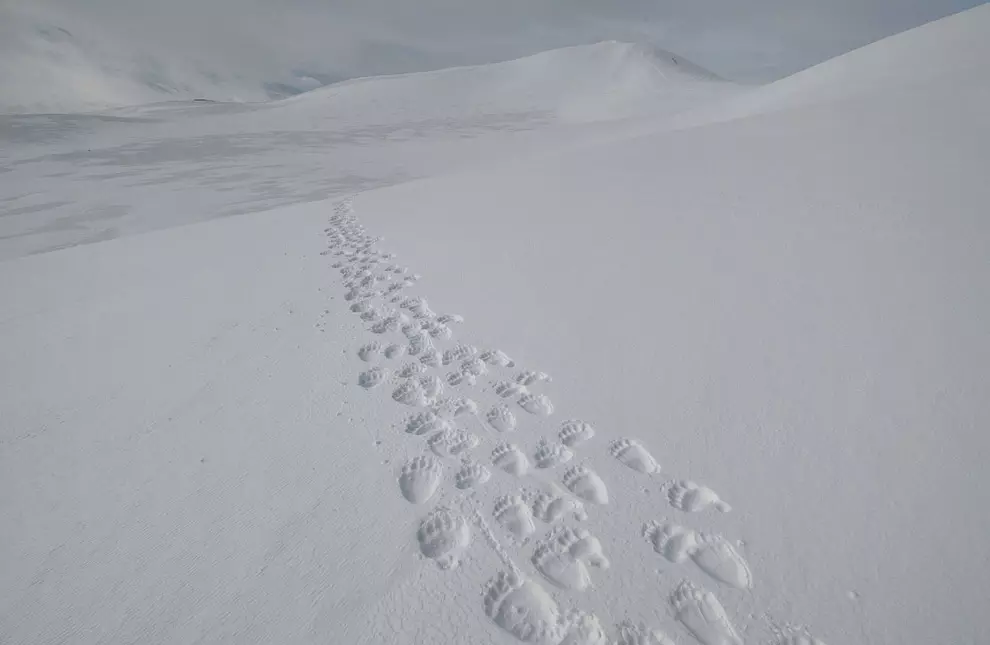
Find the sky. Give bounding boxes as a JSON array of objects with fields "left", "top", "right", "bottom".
[{"left": 1, "top": 0, "right": 985, "bottom": 90}]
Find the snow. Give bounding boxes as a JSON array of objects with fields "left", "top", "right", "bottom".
[
  {"left": 2, "top": 5, "right": 989, "bottom": 645},
  {"left": 0, "top": 41, "right": 738, "bottom": 261}
]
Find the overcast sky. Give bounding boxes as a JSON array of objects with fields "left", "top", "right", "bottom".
[{"left": 8, "top": 0, "right": 986, "bottom": 82}]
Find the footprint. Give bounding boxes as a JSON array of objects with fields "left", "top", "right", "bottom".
[
  {"left": 609, "top": 439, "right": 659, "bottom": 474},
  {"left": 493, "top": 494, "right": 537, "bottom": 540},
  {"left": 461, "top": 357, "right": 489, "bottom": 376},
  {"left": 429, "top": 324, "right": 453, "bottom": 340},
  {"left": 614, "top": 621, "right": 676, "bottom": 645},
  {"left": 534, "top": 438, "right": 574, "bottom": 469},
  {"left": 670, "top": 579, "right": 742, "bottom": 645},
  {"left": 480, "top": 349, "right": 515, "bottom": 367},
  {"left": 419, "top": 349, "right": 442, "bottom": 368},
  {"left": 428, "top": 428, "right": 480, "bottom": 458},
  {"left": 519, "top": 393, "right": 554, "bottom": 416},
  {"left": 433, "top": 396, "right": 479, "bottom": 419},
  {"left": 483, "top": 570, "right": 562, "bottom": 644},
  {"left": 418, "top": 374, "right": 444, "bottom": 400},
  {"left": 401, "top": 322, "right": 423, "bottom": 338},
  {"left": 358, "top": 367, "right": 389, "bottom": 389},
  {"left": 399, "top": 296, "right": 427, "bottom": 311},
  {"left": 495, "top": 380, "right": 528, "bottom": 399},
  {"left": 559, "top": 610, "right": 607, "bottom": 645},
  {"left": 455, "top": 459, "right": 491, "bottom": 490},
  {"left": 358, "top": 342, "right": 384, "bottom": 362},
  {"left": 643, "top": 520, "right": 699, "bottom": 563},
  {"left": 360, "top": 307, "right": 383, "bottom": 323},
  {"left": 492, "top": 442, "right": 530, "bottom": 476},
  {"left": 417, "top": 506, "right": 471, "bottom": 569},
  {"left": 562, "top": 465, "right": 608, "bottom": 505},
  {"left": 559, "top": 420, "right": 595, "bottom": 448},
  {"left": 527, "top": 490, "right": 587, "bottom": 523},
  {"left": 393, "top": 380, "right": 431, "bottom": 407},
  {"left": 690, "top": 532, "right": 753, "bottom": 590},
  {"left": 405, "top": 411, "right": 451, "bottom": 436},
  {"left": 396, "top": 361, "right": 426, "bottom": 379},
  {"left": 442, "top": 344, "right": 478, "bottom": 366},
  {"left": 371, "top": 315, "right": 402, "bottom": 334},
  {"left": 446, "top": 370, "right": 476, "bottom": 387},
  {"left": 667, "top": 481, "right": 731, "bottom": 513},
  {"left": 350, "top": 300, "right": 374, "bottom": 314},
  {"left": 407, "top": 332, "right": 434, "bottom": 356},
  {"left": 399, "top": 455, "right": 443, "bottom": 504},
  {"left": 532, "top": 526, "right": 609, "bottom": 591},
  {"left": 516, "top": 370, "right": 553, "bottom": 386},
  {"left": 487, "top": 403, "right": 517, "bottom": 432},
  {"left": 384, "top": 343, "right": 406, "bottom": 359}
]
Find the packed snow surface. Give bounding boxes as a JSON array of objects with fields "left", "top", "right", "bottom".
[{"left": 2, "top": 5, "right": 989, "bottom": 645}]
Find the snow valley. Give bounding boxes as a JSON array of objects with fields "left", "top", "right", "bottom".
[{"left": 1, "top": 5, "right": 989, "bottom": 645}]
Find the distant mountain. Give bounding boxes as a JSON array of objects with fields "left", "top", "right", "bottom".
[{"left": 0, "top": 7, "right": 325, "bottom": 114}]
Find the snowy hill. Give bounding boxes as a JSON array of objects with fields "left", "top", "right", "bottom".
[
  {"left": 676, "top": 3, "right": 990, "bottom": 125},
  {"left": 2, "top": 5, "right": 989, "bottom": 645},
  {"left": 349, "top": 6, "right": 990, "bottom": 644},
  {"left": 281, "top": 41, "right": 735, "bottom": 125}
]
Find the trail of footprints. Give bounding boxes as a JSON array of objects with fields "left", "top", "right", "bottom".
[{"left": 324, "top": 200, "right": 826, "bottom": 645}]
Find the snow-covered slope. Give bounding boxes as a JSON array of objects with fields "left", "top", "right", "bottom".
[
  {"left": 2, "top": 5, "right": 989, "bottom": 645},
  {"left": 345, "top": 6, "right": 990, "bottom": 645},
  {"left": 675, "top": 3, "right": 990, "bottom": 125}
]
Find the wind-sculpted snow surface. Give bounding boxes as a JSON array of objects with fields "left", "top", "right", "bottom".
[{"left": 322, "top": 198, "right": 826, "bottom": 645}]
